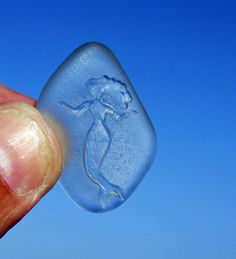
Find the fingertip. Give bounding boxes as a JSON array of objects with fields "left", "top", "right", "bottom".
[
  {"left": 0, "top": 102, "right": 63, "bottom": 237},
  {"left": 0, "top": 84, "right": 36, "bottom": 106}
]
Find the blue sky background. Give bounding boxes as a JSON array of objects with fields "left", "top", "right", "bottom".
[{"left": 0, "top": 1, "right": 236, "bottom": 258}]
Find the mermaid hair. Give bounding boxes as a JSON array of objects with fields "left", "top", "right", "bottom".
[{"left": 86, "top": 75, "right": 128, "bottom": 98}]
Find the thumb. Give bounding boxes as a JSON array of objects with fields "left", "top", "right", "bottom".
[{"left": 0, "top": 102, "right": 63, "bottom": 237}]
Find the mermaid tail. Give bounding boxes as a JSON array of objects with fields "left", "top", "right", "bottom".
[{"left": 99, "top": 186, "right": 124, "bottom": 209}]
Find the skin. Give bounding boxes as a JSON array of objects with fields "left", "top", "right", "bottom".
[{"left": 0, "top": 84, "right": 63, "bottom": 238}]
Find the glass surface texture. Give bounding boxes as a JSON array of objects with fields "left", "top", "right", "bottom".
[{"left": 37, "top": 43, "right": 156, "bottom": 212}]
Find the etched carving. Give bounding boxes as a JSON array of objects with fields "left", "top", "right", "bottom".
[{"left": 60, "top": 75, "right": 136, "bottom": 209}]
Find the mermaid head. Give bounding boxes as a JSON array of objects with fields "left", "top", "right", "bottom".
[{"left": 86, "top": 75, "right": 132, "bottom": 110}]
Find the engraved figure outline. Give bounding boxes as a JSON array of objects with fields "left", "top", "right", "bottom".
[{"left": 60, "top": 75, "right": 136, "bottom": 209}]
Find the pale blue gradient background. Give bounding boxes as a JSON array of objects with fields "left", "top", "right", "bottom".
[{"left": 0, "top": 1, "right": 236, "bottom": 259}]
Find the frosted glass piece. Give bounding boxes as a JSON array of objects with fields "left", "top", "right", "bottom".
[{"left": 37, "top": 43, "right": 156, "bottom": 212}]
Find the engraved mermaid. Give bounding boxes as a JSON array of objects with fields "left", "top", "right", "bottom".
[{"left": 60, "top": 75, "right": 133, "bottom": 209}]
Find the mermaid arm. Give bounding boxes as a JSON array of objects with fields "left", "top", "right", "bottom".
[
  {"left": 102, "top": 100, "right": 137, "bottom": 120},
  {"left": 106, "top": 107, "right": 128, "bottom": 121},
  {"left": 111, "top": 108, "right": 137, "bottom": 121},
  {"left": 59, "top": 100, "right": 92, "bottom": 116},
  {"left": 113, "top": 112, "right": 128, "bottom": 120}
]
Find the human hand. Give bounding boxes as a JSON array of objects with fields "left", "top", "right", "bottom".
[{"left": 0, "top": 84, "right": 63, "bottom": 237}]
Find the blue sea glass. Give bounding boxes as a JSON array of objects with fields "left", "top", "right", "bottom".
[{"left": 37, "top": 42, "right": 156, "bottom": 212}]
